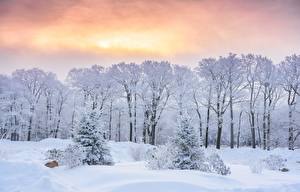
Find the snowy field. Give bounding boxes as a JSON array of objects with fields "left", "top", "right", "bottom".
[{"left": 0, "top": 139, "right": 300, "bottom": 192}]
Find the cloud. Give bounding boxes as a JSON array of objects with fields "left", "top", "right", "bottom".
[{"left": 0, "top": 0, "right": 299, "bottom": 78}]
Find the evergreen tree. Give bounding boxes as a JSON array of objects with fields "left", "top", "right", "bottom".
[
  {"left": 173, "top": 114, "right": 206, "bottom": 170},
  {"left": 74, "top": 108, "right": 113, "bottom": 165}
]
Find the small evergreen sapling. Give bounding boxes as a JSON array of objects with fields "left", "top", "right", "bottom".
[
  {"left": 74, "top": 108, "right": 114, "bottom": 166},
  {"left": 172, "top": 115, "right": 206, "bottom": 170}
]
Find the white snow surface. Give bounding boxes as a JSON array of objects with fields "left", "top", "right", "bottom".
[{"left": 0, "top": 139, "right": 300, "bottom": 192}]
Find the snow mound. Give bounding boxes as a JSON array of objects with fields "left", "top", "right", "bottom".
[
  {"left": 109, "top": 141, "right": 153, "bottom": 163},
  {"left": 1, "top": 139, "right": 300, "bottom": 192},
  {"left": 0, "top": 160, "right": 76, "bottom": 192},
  {"left": 110, "top": 181, "right": 205, "bottom": 192}
]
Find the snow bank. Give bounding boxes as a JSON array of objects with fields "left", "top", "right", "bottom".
[
  {"left": 1, "top": 139, "right": 300, "bottom": 192},
  {"left": 0, "top": 160, "right": 76, "bottom": 192},
  {"left": 0, "top": 139, "right": 152, "bottom": 163},
  {"left": 109, "top": 141, "right": 153, "bottom": 163}
]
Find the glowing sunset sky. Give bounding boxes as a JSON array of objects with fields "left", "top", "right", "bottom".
[{"left": 1, "top": 0, "right": 300, "bottom": 79}]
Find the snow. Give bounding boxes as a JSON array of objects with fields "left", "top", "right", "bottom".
[{"left": 1, "top": 139, "right": 300, "bottom": 192}]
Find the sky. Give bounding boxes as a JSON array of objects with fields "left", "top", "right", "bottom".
[{"left": 0, "top": 0, "right": 300, "bottom": 80}]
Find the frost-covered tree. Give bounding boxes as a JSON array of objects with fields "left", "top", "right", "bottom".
[
  {"left": 68, "top": 65, "right": 112, "bottom": 111},
  {"left": 1, "top": 55, "right": 300, "bottom": 149},
  {"left": 141, "top": 61, "right": 172, "bottom": 145},
  {"left": 172, "top": 114, "right": 206, "bottom": 170},
  {"left": 258, "top": 61, "right": 281, "bottom": 150},
  {"left": 280, "top": 55, "right": 300, "bottom": 150},
  {"left": 197, "top": 58, "right": 231, "bottom": 149},
  {"left": 172, "top": 65, "right": 194, "bottom": 116},
  {"left": 74, "top": 108, "right": 113, "bottom": 165},
  {"left": 109, "top": 63, "right": 142, "bottom": 142},
  {"left": 12, "top": 69, "right": 55, "bottom": 141},
  {"left": 219, "top": 53, "right": 244, "bottom": 149},
  {"left": 241, "top": 54, "right": 266, "bottom": 148},
  {"left": 195, "top": 59, "right": 214, "bottom": 148}
]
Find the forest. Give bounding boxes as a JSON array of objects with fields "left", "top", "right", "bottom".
[{"left": 1, "top": 53, "right": 300, "bottom": 150}]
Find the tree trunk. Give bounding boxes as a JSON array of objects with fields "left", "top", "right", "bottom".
[
  {"left": 256, "top": 113, "right": 261, "bottom": 148},
  {"left": 27, "top": 106, "right": 34, "bottom": 141},
  {"left": 229, "top": 78, "right": 234, "bottom": 149},
  {"left": 216, "top": 97, "right": 221, "bottom": 149},
  {"left": 54, "top": 118, "right": 60, "bottom": 138},
  {"left": 127, "top": 94, "right": 133, "bottom": 142},
  {"left": 229, "top": 95, "right": 234, "bottom": 148},
  {"left": 143, "top": 109, "right": 150, "bottom": 144},
  {"left": 117, "top": 109, "right": 121, "bottom": 142},
  {"left": 237, "top": 111, "right": 242, "bottom": 148},
  {"left": 250, "top": 110, "right": 256, "bottom": 148},
  {"left": 263, "top": 87, "right": 267, "bottom": 150},
  {"left": 288, "top": 105, "right": 294, "bottom": 150},
  {"left": 134, "top": 93, "right": 137, "bottom": 143},
  {"left": 196, "top": 109, "right": 203, "bottom": 146},
  {"left": 216, "top": 114, "right": 223, "bottom": 149},
  {"left": 108, "top": 100, "right": 113, "bottom": 140},
  {"left": 267, "top": 110, "right": 271, "bottom": 150},
  {"left": 149, "top": 110, "right": 157, "bottom": 145},
  {"left": 205, "top": 86, "right": 212, "bottom": 148}
]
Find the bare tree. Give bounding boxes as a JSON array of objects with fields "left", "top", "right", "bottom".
[
  {"left": 219, "top": 53, "right": 244, "bottom": 148},
  {"left": 141, "top": 61, "right": 172, "bottom": 145},
  {"left": 53, "top": 83, "right": 69, "bottom": 138},
  {"left": 197, "top": 58, "right": 231, "bottom": 149},
  {"left": 280, "top": 55, "right": 300, "bottom": 150},
  {"left": 241, "top": 54, "right": 266, "bottom": 148},
  {"left": 259, "top": 60, "right": 282, "bottom": 150},
  {"left": 109, "top": 63, "right": 141, "bottom": 142},
  {"left": 13, "top": 69, "right": 51, "bottom": 141}
]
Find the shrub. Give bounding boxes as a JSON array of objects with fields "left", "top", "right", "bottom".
[
  {"left": 146, "top": 143, "right": 176, "bottom": 170},
  {"left": 62, "top": 144, "right": 85, "bottom": 169},
  {"left": 263, "top": 155, "right": 286, "bottom": 171},
  {"left": 45, "top": 149, "right": 64, "bottom": 163},
  {"left": 207, "top": 153, "right": 231, "bottom": 175},
  {"left": 146, "top": 144, "right": 229, "bottom": 175}
]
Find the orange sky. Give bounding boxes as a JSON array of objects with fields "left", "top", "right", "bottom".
[{"left": 0, "top": 0, "right": 300, "bottom": 79}]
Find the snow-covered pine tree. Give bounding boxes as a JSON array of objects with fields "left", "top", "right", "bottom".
[
  {"left": 74, "top": 108, "right": 114, "bottom": 166},
  {"left": 172, "top": 114, "right": 206, "bottom": 170}
]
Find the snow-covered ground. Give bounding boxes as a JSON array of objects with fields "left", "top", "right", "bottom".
[{"left": 1, "top": 139, "right": 300, "bottom": 192}]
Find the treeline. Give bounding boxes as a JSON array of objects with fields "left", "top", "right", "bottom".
[{"left": 0, "top": 53, "right": 299, "bottom": 150}]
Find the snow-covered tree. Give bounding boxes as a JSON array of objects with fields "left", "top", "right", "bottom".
[
  {"left": 258, "top": 60, "right": 281, "bottom": 150},
  {"left": 197, "top": 58, "right": 231, "bottom": 149},
  {"left": 109, "top": 63, "right": 142, "bottom": 142},
  {"left": 241, "top": 54, "right": 266, "bottom": 148},
  {"left": 12, "top": 69, "right": 55, "bottom": 141},
  {"left": 68, "top": 65, "right": 112, "bottom": 111},
  {"left": 1, "top": 55, "right": 300, "bottom": 149},
  {"left": 219, "top": 53, "right": 244, "bottom": 149},
  {"left": 74, "top": 107, "right": 113, "bottom": 165},
  {"left": 172, "top": 114, "right": 206, "bottom": 170},
  {"left": 141, "top": 61, "right": 172, "bottom": 145},
  {"left": 280, "top": 55, "right": 300, "bottom": 150}
]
